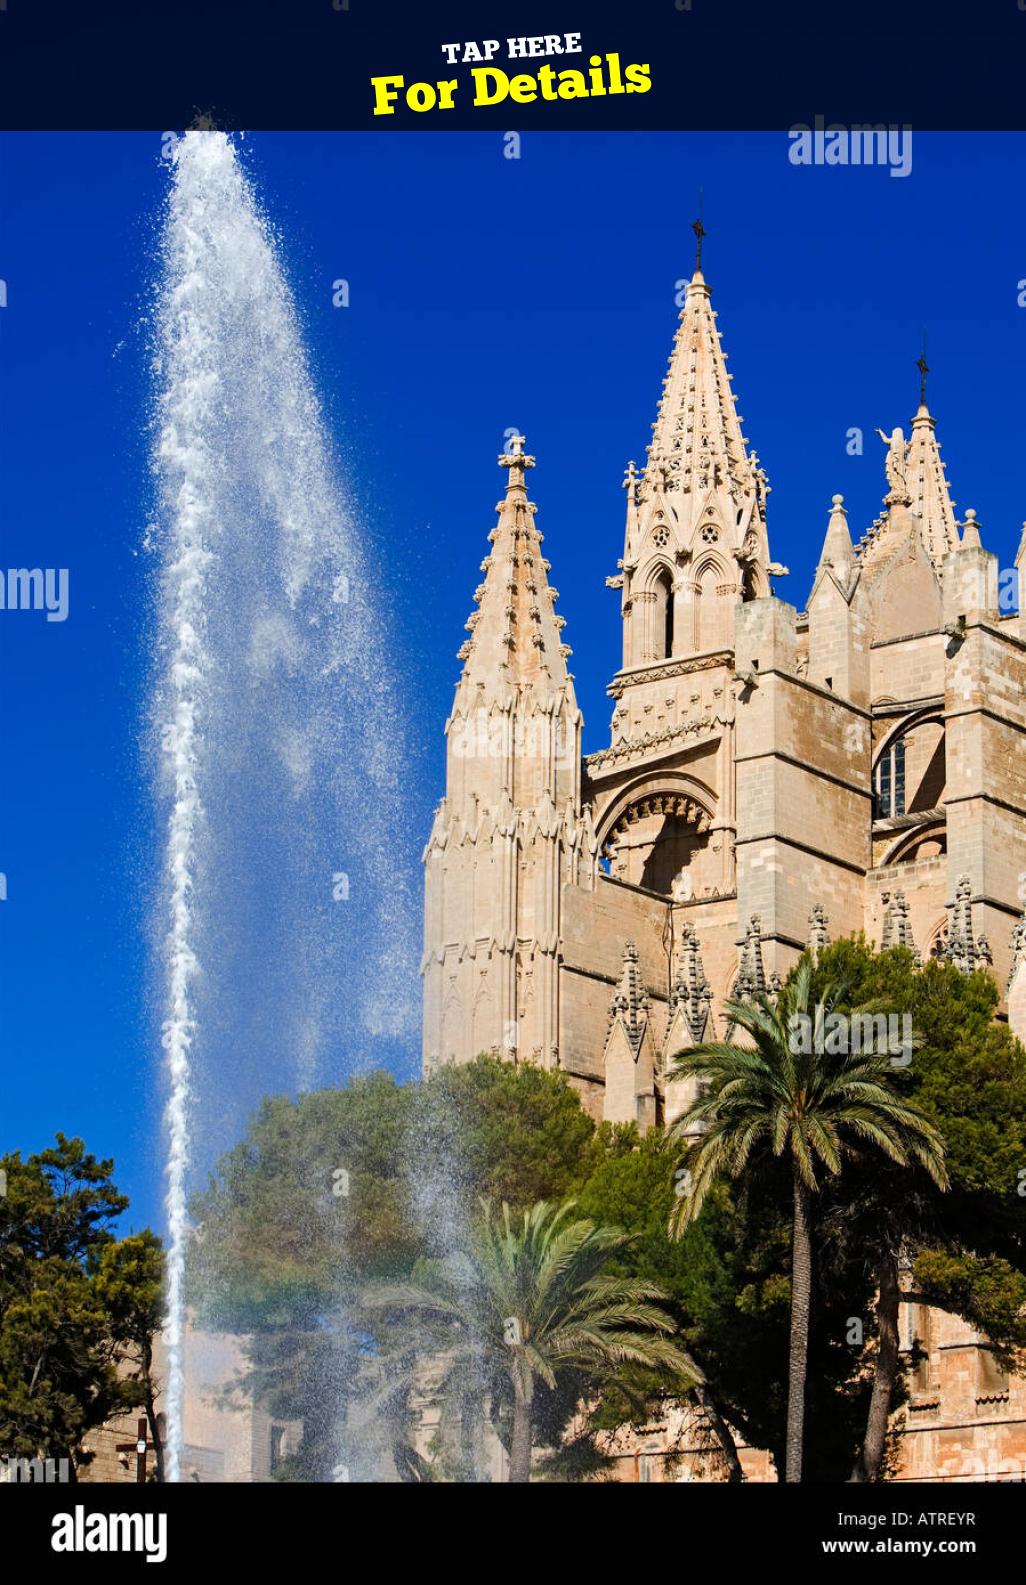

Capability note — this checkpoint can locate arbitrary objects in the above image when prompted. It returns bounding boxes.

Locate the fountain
[151,131,419,1479]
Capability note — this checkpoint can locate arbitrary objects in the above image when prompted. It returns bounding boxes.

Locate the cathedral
[422,252,1026,1107]
[421,248,1026,1480]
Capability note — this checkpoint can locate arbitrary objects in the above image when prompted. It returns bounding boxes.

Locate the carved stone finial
[608,940,650,1058]
[942,874,988,975]
[807,903,830,962]
[672,922,713,1043]
[882,888,920,964]
[735,914,767,1000]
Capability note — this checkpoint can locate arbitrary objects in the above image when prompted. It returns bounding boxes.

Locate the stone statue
[875,426,908,502]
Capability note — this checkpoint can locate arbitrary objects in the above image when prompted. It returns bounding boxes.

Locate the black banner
[0,0,1023,131]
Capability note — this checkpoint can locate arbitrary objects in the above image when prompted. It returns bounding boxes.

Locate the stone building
[422,252,1026,1480]
[79,1320,301,1483]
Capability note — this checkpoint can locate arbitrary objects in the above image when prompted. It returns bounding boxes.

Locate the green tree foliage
[191,973,1026,1484]
[0,1135,164,1476]
[666,958,947,1482]
[189,1059,602,1479]
[805,940,1026,1479]
[365,1199,694,1482]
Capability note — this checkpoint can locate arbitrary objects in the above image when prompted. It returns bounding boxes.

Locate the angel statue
[875,425,909,502]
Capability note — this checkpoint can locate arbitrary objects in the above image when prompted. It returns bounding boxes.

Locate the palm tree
[666,957,948,1483]
[365,1199,696,1482]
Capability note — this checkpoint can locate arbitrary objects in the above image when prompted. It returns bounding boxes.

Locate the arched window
[875,737,906,818]
[654,568,674,659]
[875,719,945,824]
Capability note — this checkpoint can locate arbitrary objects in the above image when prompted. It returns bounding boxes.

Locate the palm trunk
[694,1384,745,1482]
[850,1247,900,1483]
[508,1371,533,1483]
[785,1167,813,1483]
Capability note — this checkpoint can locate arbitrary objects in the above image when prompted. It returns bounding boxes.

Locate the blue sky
[2,131,1025,1235]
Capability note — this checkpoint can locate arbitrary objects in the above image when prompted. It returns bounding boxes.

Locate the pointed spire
[620,458,640,559]
[943,874,990,974]
[607,941,650,1057]
[641,258,760,519]
[960,508,982,550]
[671,922,713,1043]
[735,915,767,999]
[881,889,920,963]
[817,495,855,582]
[807,904,830,962]
[906,401,959,564]
[453,435,575,700]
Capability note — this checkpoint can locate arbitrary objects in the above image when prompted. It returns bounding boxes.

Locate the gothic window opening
[875,720,946,827]
[600,791,712,896]
[654,568,674,660]
[875,737,906,819]
[741,565,758,602]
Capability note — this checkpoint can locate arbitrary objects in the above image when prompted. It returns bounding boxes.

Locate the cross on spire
[498,432,535,480]
[917,350,930,407]
[691,216,706,272]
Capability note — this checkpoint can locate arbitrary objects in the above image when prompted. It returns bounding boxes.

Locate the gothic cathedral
[422,258,1026,1137]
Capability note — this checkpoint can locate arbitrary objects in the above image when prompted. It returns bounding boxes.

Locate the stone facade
[423,262,1026,1481]
[79,1320,301,1484]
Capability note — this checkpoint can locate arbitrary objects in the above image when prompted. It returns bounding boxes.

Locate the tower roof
[453,436,575,707]
[818,494,855,576]
[906,403,959,563]
[640,267,761,515]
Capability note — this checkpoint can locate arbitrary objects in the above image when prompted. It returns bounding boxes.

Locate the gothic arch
[881,822,947,865]
[740,561,767,601]
[635,555,678,662]
[692,551,735,652]
[873,711,946,823]
[595,773,717,897]
[924,916,948,960]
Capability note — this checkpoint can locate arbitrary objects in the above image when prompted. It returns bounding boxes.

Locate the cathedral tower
[592,243,778,907]
[421,437,587,1072]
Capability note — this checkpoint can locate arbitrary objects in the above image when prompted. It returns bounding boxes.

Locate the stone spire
[881,889,920,962]
[612,258,775,673]
[735,914,767,999]
[639,266,763,527]
[818,495,855,577]
[670,921,713,1043]
[943,875,992,974]
[960,507,982,550]
[422,437,585,1075]
[906,403,959,565]
[810,494,858,606]
[1007,905,1026,993]
[607,941,650,1058]
[454,435,575,702]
